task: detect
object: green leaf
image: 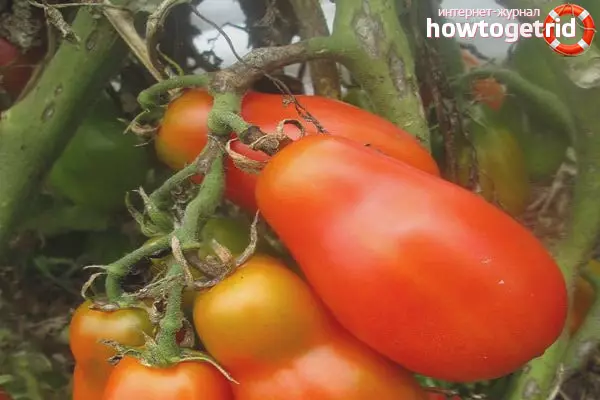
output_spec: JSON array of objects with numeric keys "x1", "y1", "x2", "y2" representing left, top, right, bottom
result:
[{"x1": 47, "y1": 92, "x2": 152, "y2": 213}]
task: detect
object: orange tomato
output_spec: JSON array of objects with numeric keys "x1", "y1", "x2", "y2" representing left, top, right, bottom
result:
[
  {"x1": 102, "y1": 357, "x2": 234, "y2": 400},
  {"x1": 69, "y1": 301, "x2": 154, "y2": 399}
]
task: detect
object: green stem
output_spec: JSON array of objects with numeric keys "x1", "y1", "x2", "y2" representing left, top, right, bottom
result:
[
  {"x1": 138, "y1": 73, "x2": 212, "y2": 110},
  {"x1": 564, "y1": 266, "x2": 600, "y2": 373},
  {"x1": 330, "y1": 0, "x2": 430, "y2": 148},
  {"x1": 105, "y1": 235, "x2": 171, "y2": 302},
  {"x1": 148, "y1": 151, "x2": 226, "y2": 360},
  {"x1": 154, "y1": 261, "x2": 185, "y2": 361},
  {"x1": 178, "y1": 152, "x2": 225, "y2": 243},
  {"x1": 148, "y1": 157, "x2": 206, "y2": 209},
  {"x1": 0, "y1": 9, "x2": 129, "y2": 259},
  {"x1": 207, "y1": 92, "x2": 248, "y2": 135}
]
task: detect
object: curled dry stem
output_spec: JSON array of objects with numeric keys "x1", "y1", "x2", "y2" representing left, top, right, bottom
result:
[
  {"x1": 225, "y1": 139, "x2": 267, "y2": 175},
  {"x1": 102, "y1": 3, "x2": 165, "y2": 81},
  {"x1": 145, "y1": 0, "x2": 189, "y2": 74},
  {"x1": 226, "y1": 118, "x2": 302, "y2": 174},
  {"x1": 191, "y1": 211, "x2": 261, "y2": 290},
  {"x1": 235, "y1": 211, "x2": 260, "y2": 267},
  {"x1": 80, "y1": 271, "x2": 106, "y2": 299},
  {"x1": 180, "y1": 349, "x2": 238, "y2": 384},
  {"x1": 100, "y1": 339, "x2": 145, "y2": 365}
]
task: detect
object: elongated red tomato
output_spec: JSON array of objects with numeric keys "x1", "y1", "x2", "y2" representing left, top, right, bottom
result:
[
  {"x1": 102, "y1": 356, "x2": 233, "y2": 399},
  {"x1": 155, "y1": 90, "x2": 439, "y2": 212},
  {"x1": 255, "y1": 135, "x2": 567, "y2": 382},
  {"x1": 193, "y1": 255, "x2": 428, "y2": 400}
]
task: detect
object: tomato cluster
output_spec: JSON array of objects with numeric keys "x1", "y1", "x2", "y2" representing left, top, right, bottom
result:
[
  {"x1": 70, "y1": 80, "x2": 569, "y2": 398},
  {"x1": 155, "y1": 89, "x2": 440, "y2": 212}
]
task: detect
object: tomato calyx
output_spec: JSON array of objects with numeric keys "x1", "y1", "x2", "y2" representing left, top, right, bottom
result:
[
  {"x1": 226, "y1": 119, "x2": 302, "y2": 175},
  {"x1": 106, "y1": 344, "x2": 238, "y2": 385}
]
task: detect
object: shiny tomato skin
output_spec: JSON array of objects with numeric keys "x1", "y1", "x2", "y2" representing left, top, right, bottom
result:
[
  {"x1": 193, "y1": 255, "x2": 428, "y2": 400},
  {"x1": 73, "y1": 364, "x2": 101, "y2": 399},
  {"x1": 69, "y1": 301, "x2": 154, "y2": 399},
  {"x1": 155, "y1": 89, "x2": 213, "y2": 170},
  {"x1": 102, "y1": 357, "x2": 234, "y2": 400},
  {"x1": 155, "y1": 90, "x2": 439, "y2": 212},
  {"x1": 255, "y1": 135, "x2": 568, "y2": 382}
]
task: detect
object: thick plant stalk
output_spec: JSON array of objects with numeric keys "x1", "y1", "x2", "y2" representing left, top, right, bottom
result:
[
  {"x1": 331, "y1": 0, "x2": 430, "y2": 148},
  {"x1": 0, "y1": 9, "x2": 129, "y2": 259}
]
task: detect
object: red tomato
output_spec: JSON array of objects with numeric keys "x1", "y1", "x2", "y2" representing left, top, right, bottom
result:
[
  {"x1": 0, "y1": 390, "x2": 11, "y2": 400},
  {"x1": 193, "y1": 255, "x2": 428, "y2": 400},
  {"x1": 427, "y1": 393, "x2": 461, "y2": 400},
  {"x1": 0, "y1": 38, "x2": 44, "y2": 104},
  {"x1": 69, "y1": 301, "x2": 154, "y2": 400},
  {"x1": 255, "y1": 135, "x2": 567, "y2": 382},
  {"x1": 102, "y1": 356, "x2": 233, "y2": 400},
  {"x1": 155, "y1": 90, "x2": 439, "y2": 212}
]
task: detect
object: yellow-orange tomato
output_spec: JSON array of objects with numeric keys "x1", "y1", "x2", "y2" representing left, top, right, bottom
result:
[{"x1": 193, "y1": 255, "x2": 427, "y2": 400}]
